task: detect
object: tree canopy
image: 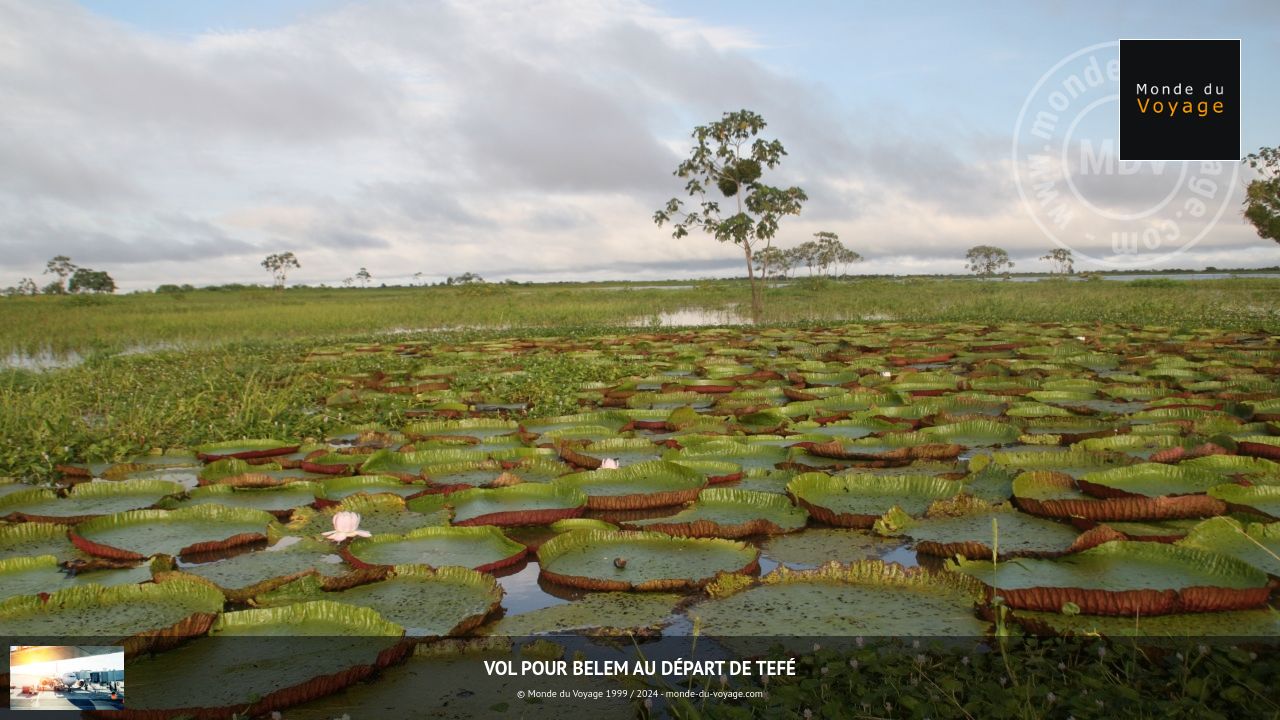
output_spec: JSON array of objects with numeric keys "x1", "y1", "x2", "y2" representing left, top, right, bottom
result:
[
  {"x1": 965, "y1": 245, "x2": 1014, "y2": 277},
  {"x1": 1243, "y1": 147, "x2": 1280, "y2": 244},
  {"x1": 654, "y1": 109, "x2": 807, "y2": 321}
]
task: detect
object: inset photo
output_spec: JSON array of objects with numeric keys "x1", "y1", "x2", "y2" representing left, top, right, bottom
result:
[{"x1": 8, "y1": 646, "x2": 124, "y2": 712}]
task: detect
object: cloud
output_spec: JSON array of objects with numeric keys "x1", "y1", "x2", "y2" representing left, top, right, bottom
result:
[{"x1": 0, "y1": 0, "x2": 1274, "y2": 292}]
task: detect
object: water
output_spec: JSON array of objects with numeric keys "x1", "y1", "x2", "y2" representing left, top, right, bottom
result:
[
  {"x1": 628, "y1": 308, "x2": 750, "y2": 327},
  {"x1": 2, "y1": 342, "x2": 186, "y2": 372}
]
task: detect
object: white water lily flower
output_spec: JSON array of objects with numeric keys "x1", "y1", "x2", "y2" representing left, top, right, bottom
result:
[
  {"x1": 880, "y1": 370, "x2": 892, "y2": 377},
  {"x1": 600, "y1": 458, "x2": 620, "y2": 469},
  {"x1": 322, "y1": 511, "x2": 372, "y2": 542},
  {"x1": 1076, "y1": 336, "x2": 1087, "y2": 341}
]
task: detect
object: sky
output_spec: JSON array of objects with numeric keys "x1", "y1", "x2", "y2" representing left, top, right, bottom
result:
[{"x1": 1, "y1": 0, "x2": 1278, "y2": 291}]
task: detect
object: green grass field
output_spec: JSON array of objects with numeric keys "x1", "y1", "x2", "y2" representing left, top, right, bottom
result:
[{"x1": 2, "y1": 277, "x2": 1278, "y2": 358}]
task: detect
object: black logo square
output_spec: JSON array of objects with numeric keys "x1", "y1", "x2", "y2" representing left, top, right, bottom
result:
[{"x1": 1119, "y1": 39, "x2": 1240, "y2": 161}]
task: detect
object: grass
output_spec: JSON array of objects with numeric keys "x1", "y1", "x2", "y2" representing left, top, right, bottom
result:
[{"x1": 2, "y1": 277, "x2": 1278, "y2": 358}]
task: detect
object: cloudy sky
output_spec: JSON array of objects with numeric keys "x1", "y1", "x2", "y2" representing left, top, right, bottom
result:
[{"x1": 2, "y1": 0, "x2": 1279, "y2": 290}]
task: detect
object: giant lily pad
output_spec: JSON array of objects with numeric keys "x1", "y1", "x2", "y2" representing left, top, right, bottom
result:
[
  {"x1": 408, "y1": 483, "x2": 587, "y2": 526},
  {"x1": 1209, "y1": 483, "x2": 1280, "y2": 519},
  {"x1": 1013, "y1": 470, "x2": 1226, "y2": 521},
  {"x1": 255, "y1": 564, "x2": 501, "y2": 637},
  {"x1": 0, "y1": 479, "x2": 184, "y2": 523},
  {"x1": 553, "y1": 460, "x2": 707, "y2": 510},
  {"x1": 949, "y1": 540, "x2": 1272, "y2": 615},
  {"x1": 488, "y1": 592, "x2": 683, "y2": 636},
  {"x1": 620, "y1": 488, "x2": 808, "y2": 538},
  {"x1": 1177, "y1": 516, "x2": 1280, "y2": 576},
  {"x1": 71, "y1": 505, "x2": 279, "y2": 560},
  {"x1": 537, "y1": 530, "x2": 759, "y2": 591},
  {"x1": 786, "y1": 472, "x2": 962, "y2": 528},
  {"x1": 880, "y1": 501, "x2": 1089, "y2": 559},
  {"x1": 322, "y1": 474, "x2": 429, "y2": 500},
  {"x1": 0, "y1": 522, "x2": 76, "y2": 561},
  {"x1": 172, "y1": 481, "x2": 324, "y2": 517},
  {"x1": 195, "y1": 439, "x2": 301, "y2": 461},
  {"x1": 761, "y1": 529, "x2": 901, "y2": 569},
  {"x1": 0, "y1": 554, "x2": 151, "y2": 602},
  {"x1": 1078, "y1": 463, "x2": 1223, "y2": 498},
  {"x1": 688, "y1": 561, "x2": 987, "y2": 638},
  {"x1": 161, "y1": 536, "x2": 350, "y2": 601},
  {"x1": 291, "y1": 493, "x2": 450, "y2": 537},
  {"x1": 0, "y1": 576, "x2": 224, "y2": 652},
  {"x1": 121, "y1": 600, "x2": 404, "y2": 716},
  {"x1": 344, "y1": 526, "x2": 526, "y2": 573}
]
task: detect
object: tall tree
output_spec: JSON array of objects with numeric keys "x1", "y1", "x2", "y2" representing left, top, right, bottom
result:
[
  {"x1": 1243, "y1": 147, "x2": 1280, "y2": 244},
  {"x1": 1040, "y1": 248, "x2": 1074, "y2": 274},
  {"x1": 355, "y1": 267, "x2": 372, "y2": 288},
  {"x1": 752, "y1": 246, "x2": 787, "y2": 279},
  {"x1": 43, "y1": 255, "x2": 77, "y2": 294},
  {"x1": 68, "y1": 268, "x2": 116, "y2": 294},
  {"x1": 654, "y1": 110, "x2": 807, "y2": 322},
  {"x1": 965, "y1": 245, "x2": 1014, "y2": 277},
  {"x1": 261, "y1": 252, "x2": 300, "y2": 290}
]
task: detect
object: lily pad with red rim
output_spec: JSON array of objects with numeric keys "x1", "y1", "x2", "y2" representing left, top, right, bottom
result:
[
  {"x1": 552, "y1": 460, "x2": 707, "y2": 510},
  {"x1": 344, "y1": 526, "x2": 527, "y2": 573},
  {"x1": 71, "y1": 505, "x2": 280, "y2": 561},
  {"x1": 536, "y1": 529, "x2": 759, "y2": 591},
  {"x1": 194, "y1": 439, "x2": 301, "y2": 462},
  {"x1": 408, "y1": 483, "x2": 587, "y2": 526},
  {"x1": 254, "y1": 564, "x2": 501, "y2": 637},
  {"x1": 949, "y1": 540, "x2": 1272, "y2": 615},
  {"x1": 619, "y1": 488, "x2": 808, "y2": 538},
  {"x1": 786, "y1": 472, "x2": 962, "y2": 528}
]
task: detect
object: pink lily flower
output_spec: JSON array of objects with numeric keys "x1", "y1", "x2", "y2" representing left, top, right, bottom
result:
[
  {"x1": 601, "y1": 458, "x2": 620, "y2": 469},
  {"x1": 322, "y1": 511, "x2": 372, "y2": 542}
]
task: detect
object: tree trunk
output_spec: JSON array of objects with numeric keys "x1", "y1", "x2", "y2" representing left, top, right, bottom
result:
[{"x1": 743, "y1": 244, "x2": 762, "y2": 323}]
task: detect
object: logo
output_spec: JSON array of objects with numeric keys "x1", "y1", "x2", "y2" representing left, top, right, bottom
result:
[{"x1": 1012, "y1": 41, "x2": 1239, "y2": 267}]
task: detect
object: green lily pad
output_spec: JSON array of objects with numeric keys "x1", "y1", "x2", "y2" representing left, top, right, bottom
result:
[
  {"x1": 174, "y1": 481, "x2": 324, "y2": 514},
  {"x1": 620, "y1": 488, "x2": 808, "y2": 537},
  {"x1": 0, "y1": 575, "x2": 224, "y2": 640},
  {"x1": 0, "y1": 479, "x2": 184, "y2": 521},
  {"x1": 194, "y1": 439, "x2": 301, "y2": 461},
  {"x1": 0, "y1": 555, "x2": 152, "y2": 602},
  {"x1": 950, "y1": 540, "x2": 1271, "y2": 615},
  {"x1": 72, "y1": 505, "x2": 279, "y2": 560},
  {"x1": 322, "y1": 474, "x2": 429, "y2": 499},
  {"x1": 917, "y1": 420, "x2": 1021, "y2": 446},
  {"x1": 883, "y1": 503, "x2": 1084, "y2": 559},
  {"x1": 537, "y1": 529, "x2": 758, "y2": 591},
  {"x1": 408, "y1": 483, "x2": 587, "y2": 526},
  {"x1": 1079, "y1": 463, "x2": 1223, "y2": 497},
  {"x1": 488, "y1": 592, "x2": 683, "y2": 636},
  {"x1": 0, "y1": 522, "x2": 76, "y2": 562},
  {"x1": 345, "y1": 526, "x2": 526, "y2": 573},
  {"x1": 256, "y1": 564, "x2": 501, "y2": 637},
  {"x1": 553, "y1": 460, "x2": 706, "y2": 510},
  {"x1": 1177, "y1": 517, "x2": 1280, "y2": 576},
  {"x1": 291, "y1": 494, "x2": 450, "y2": 537},
  {"x1": 688, "y1": 561, "x2": 987, "y2": 638},
  {"x1": 1209, "y1": 484, "x2": 1280, "y2": 519},
  {"x1": 169, "y1": 537, "x2": 349, "y2": 600},
  {"x1": 122, "y1": 601, "x2": 403, "y2": 713},
  {"x1": 786, "y1": 472, "x2": 962, "y2": 528},
  {"x1": 762, "y1": 528, "x2": 901, "y2": 569}
]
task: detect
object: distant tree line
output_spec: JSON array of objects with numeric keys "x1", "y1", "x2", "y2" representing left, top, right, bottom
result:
[{"x1": 2, "y1": 255, "x2": 116, "y2": 297}]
